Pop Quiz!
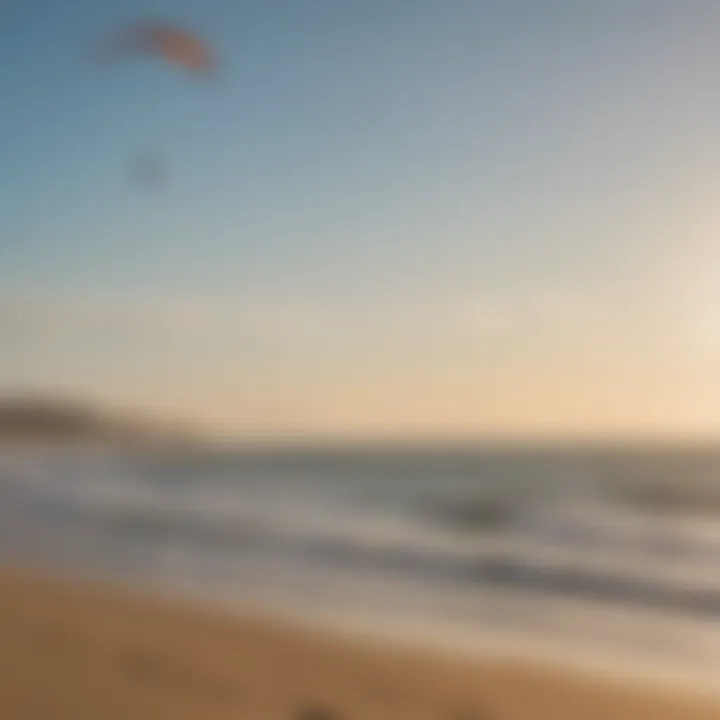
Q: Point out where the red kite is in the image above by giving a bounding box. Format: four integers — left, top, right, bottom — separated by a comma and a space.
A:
97, 20, 216, 75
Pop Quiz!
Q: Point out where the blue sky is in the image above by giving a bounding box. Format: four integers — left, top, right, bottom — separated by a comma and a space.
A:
3, 1, 720, 437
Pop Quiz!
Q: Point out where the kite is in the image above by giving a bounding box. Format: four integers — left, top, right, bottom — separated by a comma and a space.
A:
96, 20, 216, 75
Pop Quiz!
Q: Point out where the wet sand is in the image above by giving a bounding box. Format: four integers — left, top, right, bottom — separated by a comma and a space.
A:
0, 567, 718, 720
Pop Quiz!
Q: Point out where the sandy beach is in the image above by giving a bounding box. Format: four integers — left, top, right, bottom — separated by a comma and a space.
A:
0, 567, 718, 720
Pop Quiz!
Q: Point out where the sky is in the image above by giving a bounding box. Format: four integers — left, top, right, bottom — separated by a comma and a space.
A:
3, 1, 720, 439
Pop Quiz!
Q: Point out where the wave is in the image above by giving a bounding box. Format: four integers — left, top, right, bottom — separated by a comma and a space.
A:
3, 446, 720, 626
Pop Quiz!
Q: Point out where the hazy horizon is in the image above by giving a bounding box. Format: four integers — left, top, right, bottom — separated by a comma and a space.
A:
4, 2, 720, 440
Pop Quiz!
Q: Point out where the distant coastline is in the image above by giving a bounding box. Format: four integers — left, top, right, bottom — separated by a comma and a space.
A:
3, 396, 720, 453
0, 397, 197, 447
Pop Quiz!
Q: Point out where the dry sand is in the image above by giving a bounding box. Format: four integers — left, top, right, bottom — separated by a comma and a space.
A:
0, 567, 718, 720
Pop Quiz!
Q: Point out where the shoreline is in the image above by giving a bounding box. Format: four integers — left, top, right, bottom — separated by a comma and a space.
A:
9, 558, 720, 698
1, 565, 719, 719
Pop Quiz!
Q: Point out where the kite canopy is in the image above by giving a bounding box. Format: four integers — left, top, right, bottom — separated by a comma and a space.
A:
97, 21, 216, 75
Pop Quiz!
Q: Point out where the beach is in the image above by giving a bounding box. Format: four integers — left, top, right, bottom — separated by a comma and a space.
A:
6, 0, 720, 715
1, 567, 718, 720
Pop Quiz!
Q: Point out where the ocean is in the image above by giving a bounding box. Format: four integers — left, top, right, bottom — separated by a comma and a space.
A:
2, 443, 720, 686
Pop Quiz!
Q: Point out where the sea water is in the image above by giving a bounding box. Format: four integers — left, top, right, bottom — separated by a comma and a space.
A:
2, 443, 720, 687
